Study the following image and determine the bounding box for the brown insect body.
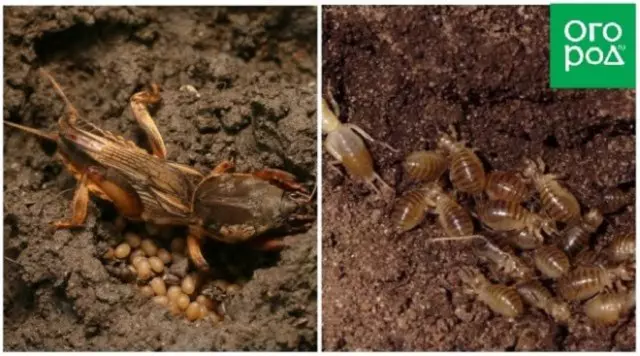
[403,150,448,182]
[6,71,313,271]
[391,189,429,232]
[534,245,570,279]
[474,238,533,280]
[573,248,599,267]
[192,173,309,244]
[322,97,393,194]
[477,200,554,240]
[437,133,486,194]
[516,280,570,323]
[485,171,529,202]
[423,183,474,237]
[584,290,635,325]
[600,187,633,214]
[558,209,603,257]
[607,233,635,263]
[459,267,523,318]
[504,230,543,250]
[557,265,632,301]
[325,127,374,180]
[523,158,581,224]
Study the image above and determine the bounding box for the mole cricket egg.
[167,286,183,301]
[152,295,169,306]
[140,285,155,298]
[130,249,145,265]
[177,293,191,310]
[186,302,201,321]
[131,255,147,268]
[168,301,182,316]
[103,247,115,260]
[124,232,141,248]
[198,303,209,318]
[196,295,215,310]
[150,277,167,296]
[137,259,153,281]
[141,239,158,257]
[114,243,131,259]
[182,274,197,295]
[171,238,186,254]
[157,248,172,264]
[148,256,165,273]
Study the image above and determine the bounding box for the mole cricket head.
[322,98,341,133]
[522,158,540,179]
[279,188,316,228]
[551,302,571,324]
[583,208,604,230]
[420,181,445,206]
[436,133,456,153]
[458,267,487,293]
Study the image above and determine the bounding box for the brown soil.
[4,6,317,351]
[322,6,635,351]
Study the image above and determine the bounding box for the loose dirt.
[4,6,317,351]
[322,6,634,351]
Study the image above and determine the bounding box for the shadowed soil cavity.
[322,6,634,351]
[4,6,317,351]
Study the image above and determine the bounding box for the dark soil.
[4,6,317,351]
[322,6,635,351]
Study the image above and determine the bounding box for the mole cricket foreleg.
[252,168,308,193]
[187,228,210,272]
[130,84,167,159]
[52,173,90,229]
[210,160,235,176]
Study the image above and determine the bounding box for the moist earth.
[4,6,317,351]
[322,6,635,351]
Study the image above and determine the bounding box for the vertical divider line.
[634,3,639,351]
[316,3,323,352]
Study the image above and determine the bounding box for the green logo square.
[550,3,636,88]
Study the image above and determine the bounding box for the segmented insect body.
[6,71,314,272]
[600,187,633,214]
[423,183,474,237]
[534,245,570,279]
[474,238,533,280]
[607,233,635,262]
[476,200,554,240]
[477,200,529,231]
[516,280,570,323]
[403,150,448,182]
[505,230,543,250]
[437,133,486,194]
[391,188,429,232]
[573,249,599,267]
[584,290,635,325]
[322,98,390,194]
[324,126,375,181]
[459,268,523,318]
[558,209,603,257]
[485,171,529,202]
[557,265,632,301]
[523,158,581,224]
